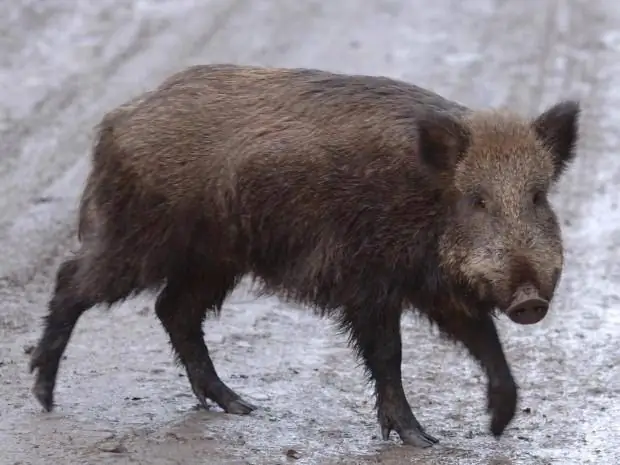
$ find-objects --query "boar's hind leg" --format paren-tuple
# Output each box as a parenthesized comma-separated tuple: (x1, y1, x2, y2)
(432, 312, 517, 438)
(155, 266, 256, 415)
(29, 256, 100, 411)
(342, 306, 439, 448)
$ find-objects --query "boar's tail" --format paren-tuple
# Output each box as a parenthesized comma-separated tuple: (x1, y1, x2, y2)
(77, 118, 115, 242)
(76, 172, 96, 242)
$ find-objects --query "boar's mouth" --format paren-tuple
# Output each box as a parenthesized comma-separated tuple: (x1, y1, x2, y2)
(503, 284, 549, 325)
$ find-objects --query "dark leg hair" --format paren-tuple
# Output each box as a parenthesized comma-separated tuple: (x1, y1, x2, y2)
(431, 311, 517, 438)
(154, 265, 255, 414)
(29, 253, 130, 411)
(340, 304, 439, 447)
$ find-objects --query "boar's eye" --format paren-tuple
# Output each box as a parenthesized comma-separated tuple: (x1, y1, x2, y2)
(471, 193, 487, 210)
(532, 190, 546, 206)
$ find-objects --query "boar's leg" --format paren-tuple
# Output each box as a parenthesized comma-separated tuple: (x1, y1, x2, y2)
(29, 257, 99, 411)
(342, 305, 439, 448)
(432, 311, 517, 438)
(154, 266, 256, 415)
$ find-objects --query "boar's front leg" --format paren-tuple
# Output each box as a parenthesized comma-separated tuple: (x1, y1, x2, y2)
(342, 305, 439, 448)
(432, 311, 518, 438)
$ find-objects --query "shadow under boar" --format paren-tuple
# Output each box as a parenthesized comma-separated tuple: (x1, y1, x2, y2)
(29, 64, 580, 448)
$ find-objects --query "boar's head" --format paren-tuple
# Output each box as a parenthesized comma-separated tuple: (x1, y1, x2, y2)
(418, 101, 580, 324)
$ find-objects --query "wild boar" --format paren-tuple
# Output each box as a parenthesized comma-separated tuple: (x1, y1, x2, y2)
(29, 64, 580, 448)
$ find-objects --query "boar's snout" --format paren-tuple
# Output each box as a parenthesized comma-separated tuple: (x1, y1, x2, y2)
(505, 284, 549, 325)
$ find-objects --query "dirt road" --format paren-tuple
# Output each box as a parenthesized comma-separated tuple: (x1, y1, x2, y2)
(1, 1, 618, 464)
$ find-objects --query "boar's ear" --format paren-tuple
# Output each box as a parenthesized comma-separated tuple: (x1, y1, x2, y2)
(532, 100, 580, 181)
(417, 111, 471, 177)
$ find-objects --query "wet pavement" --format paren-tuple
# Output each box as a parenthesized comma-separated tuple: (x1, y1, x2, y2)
(1, 0, 619, 464)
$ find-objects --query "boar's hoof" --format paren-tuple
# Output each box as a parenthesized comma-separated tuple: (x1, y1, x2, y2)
(394, 428, 439, 448)
(29, 347, 56, 412)
(506, 286, 549, 325)
(31, 379, 55, 412)
(223, 397, 258, 415)
(380, 417, 439, 448)
(190, 377, 257, 415)
(194, 391, 257, 415)
(487, 377, 518, 439)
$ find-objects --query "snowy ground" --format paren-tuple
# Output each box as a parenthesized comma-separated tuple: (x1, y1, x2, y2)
(1, 1, 618, 464)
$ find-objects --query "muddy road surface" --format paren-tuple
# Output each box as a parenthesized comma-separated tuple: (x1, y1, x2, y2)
(1, 1, 619, 464)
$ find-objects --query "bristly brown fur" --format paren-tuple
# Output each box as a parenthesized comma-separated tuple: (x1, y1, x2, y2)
(29, 63, 580, 448)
